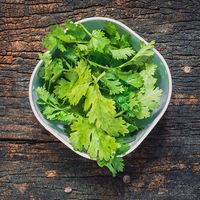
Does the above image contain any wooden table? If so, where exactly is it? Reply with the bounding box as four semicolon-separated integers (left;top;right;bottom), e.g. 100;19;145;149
0;1;200;199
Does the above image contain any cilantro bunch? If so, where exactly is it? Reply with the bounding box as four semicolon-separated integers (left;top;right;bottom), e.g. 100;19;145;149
36;19;162;176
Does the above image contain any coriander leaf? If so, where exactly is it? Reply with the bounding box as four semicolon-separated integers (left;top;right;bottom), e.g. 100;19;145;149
55;60;92;105
54;78;69;99
118;34;130;48
116;138;129;155
89;130;117;161
42;25;65;51
88;30;110;53
37;86;50;102
50;58;64;83
132;40;155;66
97;156;124;177
43;106;74;123
39;52;52;65
114;90;140;119
105;21;117;36
42;34;57;51
57;34;76;43
129;87;162;119
107;157;124;176
84;82;128;136
65;19;86;40
129;63;162;119
62;48;78;66
54;71;78;101
70;117;93;151
104;21;120;45
113;117;129;136
37;87;75;123
110;47;135;60
135;104;150;119
115;41;155;69
115;70;143;88
100;72;124;95
39;54;64;88
39;52;52;82
140;63;157;90
137;87;162;111
70;117;118;161
114;92;130;111
84;83;116;124
76;44;88;55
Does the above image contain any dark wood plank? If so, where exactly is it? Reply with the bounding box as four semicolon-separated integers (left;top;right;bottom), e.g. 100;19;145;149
0;134;199;200
0;0;200;199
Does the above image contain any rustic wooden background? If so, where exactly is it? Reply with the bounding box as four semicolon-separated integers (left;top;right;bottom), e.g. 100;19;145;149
0;0;200;199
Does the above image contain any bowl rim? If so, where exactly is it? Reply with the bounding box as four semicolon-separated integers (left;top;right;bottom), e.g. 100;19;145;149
29;16;172;159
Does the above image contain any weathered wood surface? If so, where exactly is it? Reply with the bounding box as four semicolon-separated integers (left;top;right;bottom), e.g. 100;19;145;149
0;0;200;199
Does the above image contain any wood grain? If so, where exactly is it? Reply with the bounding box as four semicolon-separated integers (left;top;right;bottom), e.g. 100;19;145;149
0;0;200;199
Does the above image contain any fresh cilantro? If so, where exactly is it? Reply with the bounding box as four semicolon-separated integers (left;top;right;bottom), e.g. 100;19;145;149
97;156;124;177
37;87;75;124
88;30;110;53
100;72;125;95
110;47;135;60
36;19;162;176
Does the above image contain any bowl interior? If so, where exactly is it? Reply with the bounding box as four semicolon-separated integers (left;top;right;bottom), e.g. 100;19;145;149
30;17;171;158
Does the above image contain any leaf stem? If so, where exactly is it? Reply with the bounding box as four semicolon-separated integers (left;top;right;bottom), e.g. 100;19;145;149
115;110;125;117
63;59;72;69
115;57;134;69
48;80;51;91
75;41;88;44
88;59;111;70
79;23;92;38
96;71;106;82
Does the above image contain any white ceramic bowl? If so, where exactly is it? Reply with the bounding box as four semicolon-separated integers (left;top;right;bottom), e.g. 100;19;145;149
29;17;172;159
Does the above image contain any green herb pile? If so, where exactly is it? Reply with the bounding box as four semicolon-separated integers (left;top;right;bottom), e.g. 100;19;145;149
36;19;162;176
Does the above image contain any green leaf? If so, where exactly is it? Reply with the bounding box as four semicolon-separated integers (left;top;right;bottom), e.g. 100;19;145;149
129;63;162;119
65;19;86;40
62;48;78;65
116;138;129;155
54;78;69;99
137;87;162;110
115;70;143;88
88;30;110;53
70;117;93;151
110;47;135;60
42;25;65;51
76;44;88;54
118;34;130;48
84;82;128;136
132;40;155;66
129;87;162;120
39;52;52;81
37;87;75;123
105;22;121;46
105;21;117;36
84;83;115;124
140;63;157;90
57;34;76;43
100;72;124;95
37;86;50;102
39;54;64;87
70;117;118;161
56;60;92;105
97;156;124;177
50;58;64;83
135;104;150;119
